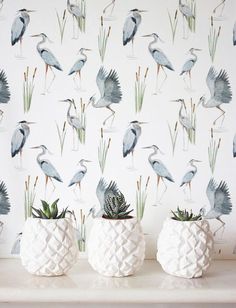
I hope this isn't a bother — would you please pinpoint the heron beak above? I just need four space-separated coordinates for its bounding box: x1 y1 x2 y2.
170 99 179 102
194 160 201 162
31 34 40 37
84 48 91 51
27 10 36 13
194 48 202 51
142 146 151 149
139 121 148 125
27 122 36 125
139 10 147 13
142 34 152 37
30 146 40 149
84 160 91 163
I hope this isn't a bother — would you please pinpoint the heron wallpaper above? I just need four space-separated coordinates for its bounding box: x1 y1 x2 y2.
0 0 235 259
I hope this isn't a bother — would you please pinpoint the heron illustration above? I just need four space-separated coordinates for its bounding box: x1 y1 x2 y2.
123 120 147 169
60 98 84 150
0 70 10 104
180 48 201 89
31 145 63 191
143 145 174 204
88 67 122 127
11 120 35 168
199 67 232 127
68 48 91 90
142 33 174 94
179 0 195 39
233 22 236 46
233 134 236 157
123 9 146 58
67 0 85 39
202 178 232 236
31 33 63 94
180 159 201 200
88 178 120 218
11 9 35 58
68 159 91 197
172 99 194 151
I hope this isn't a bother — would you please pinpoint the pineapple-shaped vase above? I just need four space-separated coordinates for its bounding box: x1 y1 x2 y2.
157 218 214 278
20 218 78 276
88 217 145 277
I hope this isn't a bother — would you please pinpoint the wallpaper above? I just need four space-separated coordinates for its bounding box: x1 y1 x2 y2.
0 0 235 259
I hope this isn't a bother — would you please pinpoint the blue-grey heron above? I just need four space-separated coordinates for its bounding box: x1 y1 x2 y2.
67 0 85 39
123 9 146 57
68 48 91 89
0 70 10 104
172 99 194 150
233 134 236 157
11 9 35 57
11 120 35 167
31 33 63 94
180 159 201 199
60 98 84 150
88 178 120 218
200 67 232 126
88 67 122 126
142 33 174 94
202 178 232 236
123 120 147 169
179 0 195 39
180 48 201 89
143 145 174 203
31 145 63 190
233 22 236 46
68 159 91 195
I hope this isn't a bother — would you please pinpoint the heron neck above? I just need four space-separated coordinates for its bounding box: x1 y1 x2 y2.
36 37 46 53
149 37 158 51
67 102 73 118
190 52 197 62
80 51 87 60
37 148 46 164
190 163 197 172
148 148 158 162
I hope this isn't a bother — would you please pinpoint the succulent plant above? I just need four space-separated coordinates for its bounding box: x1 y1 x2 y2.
103 192 133 219
31 199 70 219
171 207 202 221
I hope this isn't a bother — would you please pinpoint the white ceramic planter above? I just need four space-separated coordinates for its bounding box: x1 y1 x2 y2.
88 217 145 277
20 218 78 276
157 218 214 278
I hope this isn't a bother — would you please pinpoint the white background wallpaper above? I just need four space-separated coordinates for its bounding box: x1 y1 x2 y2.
0 0 235 259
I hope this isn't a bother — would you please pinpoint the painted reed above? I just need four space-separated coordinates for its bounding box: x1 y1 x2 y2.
77 0 86 32
78 209 86 252
56 9 67 44
168 121 179 156
23 67 37 113
188 99 197 144
168 9 178 43
136 176 150 221
98 128 111 174
208 16 221 62
24 176 38 220
187 0 196 32
98 16 111 62
77 98 86 144
135 66 149 113
208 128 221 173
56 121 67 156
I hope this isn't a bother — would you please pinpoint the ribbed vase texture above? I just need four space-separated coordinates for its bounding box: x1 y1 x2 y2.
20 218 78 276
157 218 214 278
88 217 145 277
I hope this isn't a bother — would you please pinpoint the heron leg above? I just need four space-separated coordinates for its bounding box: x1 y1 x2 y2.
49 177 56 191
103 106 115 126
154 64 160 95
159 66 167 91
159 177 167 202
47 66 56 93
154 175 160 205
213 216 226 237
130 150 135 170
189 70 192 89
43 64 49 95
213 106 225 126
45 175 49 193
131 38 134 58
19 149 23 169
188 181 192 200
19 37 23 58
73 72 80 90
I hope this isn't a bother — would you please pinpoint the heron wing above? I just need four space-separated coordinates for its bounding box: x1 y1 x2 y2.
71 4 83 17
152 49 174 71
214 181 232 214
105 180 120 201
11 16 26 45
181 170 195 185
206 178 217 209
214 70 232 104
104 69 122 103
96 67 107 97
96 178 108 208
181 59 195 74
68 59 85 75
0 181 10 215
123 15 137 45
11 128 26 157
152 160 174 182
40 49 63 71
69 170 85 186
206 67 218 99
233 134 236 157
123 128 137 157
0 70 10 104
233 22 236 45
40 160 62 182
70 116 83 129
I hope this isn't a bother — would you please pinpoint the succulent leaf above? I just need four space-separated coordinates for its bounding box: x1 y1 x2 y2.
171 207 202 221
31 199 69 219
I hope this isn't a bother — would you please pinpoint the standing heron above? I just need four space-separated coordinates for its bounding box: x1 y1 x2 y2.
200 67 232 126
172 99 194 150
179 0 195 39
143 145 174 203
68 159 91 197
68 48 91 89
180 48 201 89
67 0 85 39
88 67 122 127
180 159 201 199
60 99 84 150
11 120 35 168
31 145 63 190
11 9 35 58
31 33 63 94
233 134 236 157
202 178 232 236
142 33 174 94
88 178 120 218
0 70 10 104
233 22 236 46
123 9 146 57
123 120 147 169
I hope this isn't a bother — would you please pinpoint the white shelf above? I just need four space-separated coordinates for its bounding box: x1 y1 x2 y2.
0 259 235 304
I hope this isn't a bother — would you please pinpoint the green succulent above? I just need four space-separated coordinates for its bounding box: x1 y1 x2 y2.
171 207 202 221
31 199 69 219
103 192 133 219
